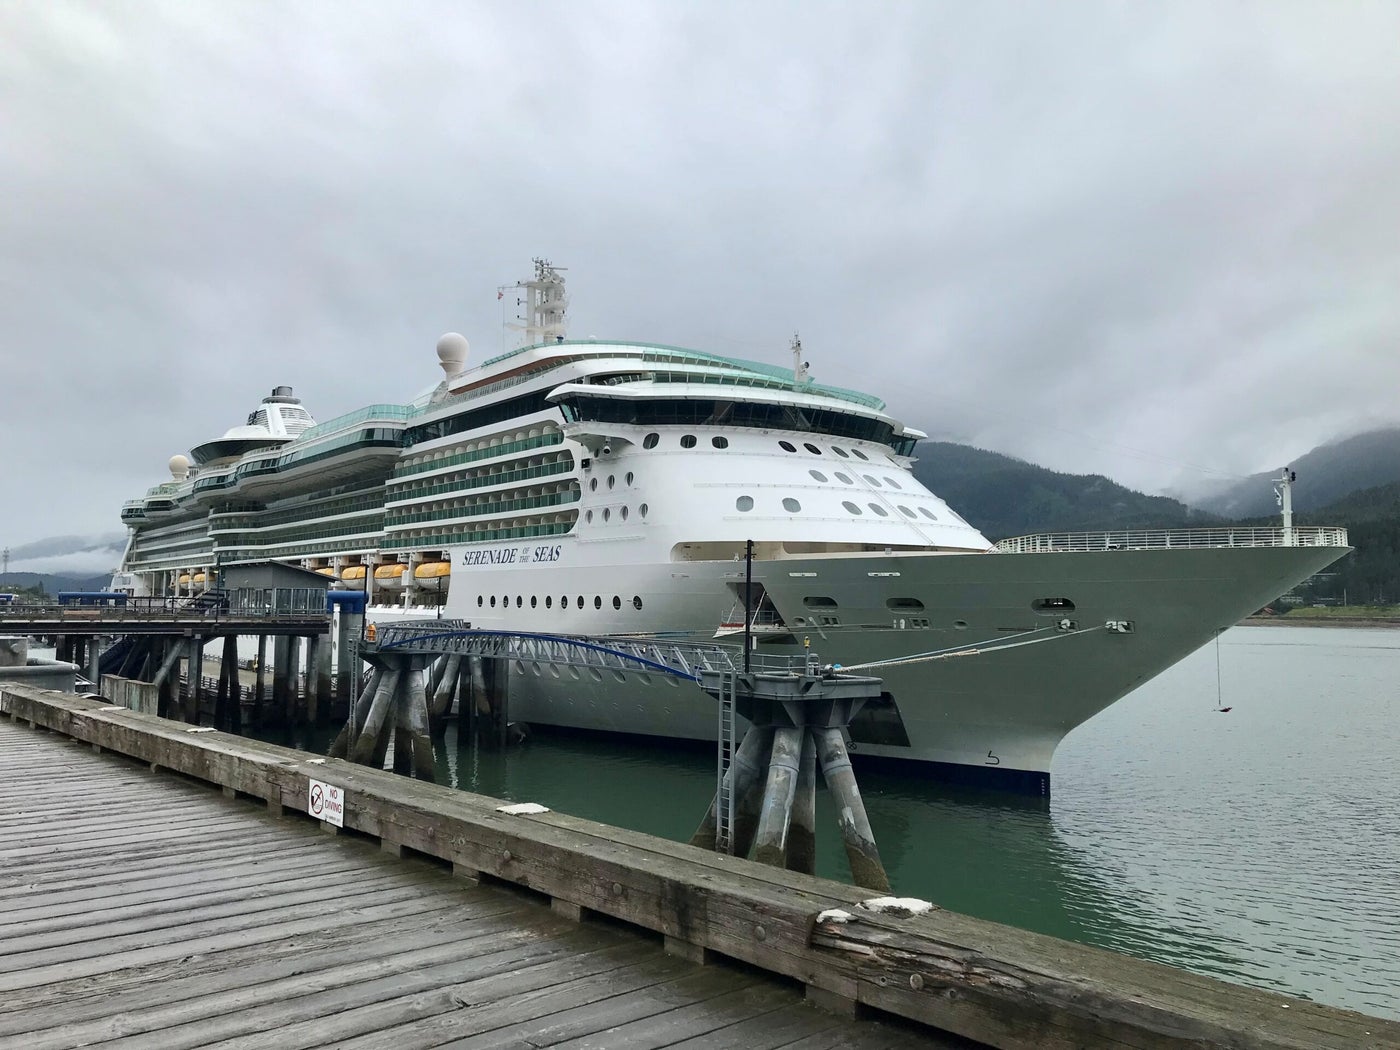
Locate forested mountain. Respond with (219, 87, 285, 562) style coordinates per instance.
(0, 572, 113, 595)
(1190, 426, 1400, 518)
(910, 442, 1211, 540)
(1289, 481, 1400, 606)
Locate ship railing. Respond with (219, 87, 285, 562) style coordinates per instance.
(994, 526, 1350, 554)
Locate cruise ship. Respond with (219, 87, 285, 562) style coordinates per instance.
(113, 261, 1350, 793)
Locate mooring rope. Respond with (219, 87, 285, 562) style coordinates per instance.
(838, 624, 1108, 672)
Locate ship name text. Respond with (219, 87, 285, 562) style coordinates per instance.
(460, 544, 564, 568)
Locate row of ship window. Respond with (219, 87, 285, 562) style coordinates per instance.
(735, 495, 938, 520)
(584, 504, 647, 524)
(587, 472, 636, 491)
(635, 433, 879, 462)
(478, 594, 645, 611)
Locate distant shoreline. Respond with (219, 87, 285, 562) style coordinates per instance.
(1238, 616, 1400, 630)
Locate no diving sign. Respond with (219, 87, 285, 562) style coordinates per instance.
(307, 778, 345, 827)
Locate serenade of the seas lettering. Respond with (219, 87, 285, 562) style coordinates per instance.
(460, 544, 563, 567)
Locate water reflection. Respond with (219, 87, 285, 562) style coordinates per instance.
(253, 626, 1400, 1021)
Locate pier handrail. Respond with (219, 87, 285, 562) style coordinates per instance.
(994, 525, 1349, 554)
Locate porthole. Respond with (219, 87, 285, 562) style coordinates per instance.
(546, 596, 553, 609)
(640, 503, 649, 518)
(603, 508, 611, 522)
(586, 510, 594, 523)
(869, 503, 889, 517)
(594, 595, 603, 609)
(803, 442, 821, 455)
(680, 434, 697, 449)
(589, 668, 604, 683)
(779, 440, 797, 453)
(501, 595, 508, 607)
(863, 474, 880, 487)
(589, 477, 598, 491)
(782, 497, 801, 513)
(529, 661, 541, 676)
(919, 507, 939, 520)
(490, 595, 497, 607)
(885, 476, 902, 490)
(643, 433, 660, 449)
(832, 446, 850, 458)
(612, 670, 627, 683)
(736, 495, 754, 512)
(954, 619, 969, 630)
(578, 595, 585, 608)
(625, 471, 634, 485)
(620, 505, 629, 521)
(562, 595, 569, 609)
(712, 436, 728, 449)
(899, 505, 916, 518)
(516, 595, 523, 608)
(531, 595, 538, 608)
(607, 475, 615, 489)
(842, 501, 862, 515)
(477, 595, 484, 608)
(568, 666, 580, 679)
(835, 472, 853, 484)
(633, 595, 643, 610)
(852, 448, 869, 461)
(809, 469, 827, 482)
(612, 595, 622, 610)
(514, 660, 526, 674)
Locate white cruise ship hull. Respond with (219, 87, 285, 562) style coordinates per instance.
(439, 540, 1345, 794)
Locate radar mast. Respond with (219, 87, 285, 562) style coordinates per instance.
(503, 259, 568, 347)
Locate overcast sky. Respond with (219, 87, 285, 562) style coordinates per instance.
(3, 0, 1398, 558)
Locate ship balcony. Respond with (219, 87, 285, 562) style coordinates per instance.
(384, 489, 580, 530)
(385, 459, 573, 507)
(994, 526, 1350, 554)
(391, 430, 564, 481)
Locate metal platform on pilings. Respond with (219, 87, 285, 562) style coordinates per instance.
(0, 595, 333, 731)
(349, 621, 893, 888)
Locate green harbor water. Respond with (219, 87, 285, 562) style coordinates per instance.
(271, 625, 1400, 1021)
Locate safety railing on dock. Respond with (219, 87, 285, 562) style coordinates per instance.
(994, 525, 1349, 554)
(372, 620, 809, 681)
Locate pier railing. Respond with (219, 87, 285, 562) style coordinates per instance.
(994, 525, 1349, 554)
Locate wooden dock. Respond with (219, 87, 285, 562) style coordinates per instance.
(2, 685, 1397, 1050)
(0, 717, 950, 1049)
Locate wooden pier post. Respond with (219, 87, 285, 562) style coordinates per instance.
(753, 726, 804, 868)
(270, 635, 290, 726)
(312, 633, 333, 724)
(254, 634, 268, 725)
(787, 731, 818, 875)
(815, 727, 890, 893)
(184, 635, 204, 724)
(285, 635, 303, 727)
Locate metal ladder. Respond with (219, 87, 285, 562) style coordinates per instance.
(714, 670, 737, 855)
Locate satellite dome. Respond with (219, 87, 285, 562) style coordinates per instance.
(168, 454, 190, 480)
(436, 332, 469, 376)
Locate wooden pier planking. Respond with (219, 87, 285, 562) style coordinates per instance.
(2, 685, 1397, 1050)
(0, 710, 949, 1049)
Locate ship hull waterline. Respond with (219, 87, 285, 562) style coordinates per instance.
(433, 541, 1348, 795)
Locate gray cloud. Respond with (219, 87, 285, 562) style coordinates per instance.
(2, 1, 1397, 548)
